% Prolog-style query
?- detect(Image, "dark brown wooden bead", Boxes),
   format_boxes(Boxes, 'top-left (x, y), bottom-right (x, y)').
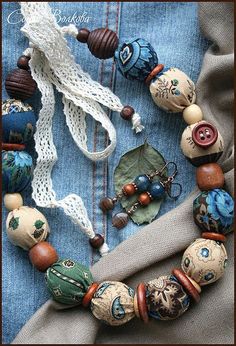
top-left (2, 143), bottom-right (25, 151)
top-left (76, 28), bottom-right (90, 43)
top-left (89, 234), bottom-right (104, 249)
top-left (201, 232), bottom-right (226, 242)
top-left (29, 241), bottom-right (58, 272)
top-left (82, 282), bottom-right (99, 307)
top-left (17, 55), bottom-right (30, 70)
top-left (138, 192), bottom-right (152, 206)
top-left (136, 283), bottom-right (149, 323)
top-left (99, 197), bottom-right (114, 212)
top-left (5, 68), bottom-right (37, 100)
top-left (85, 28), bottom-right (119, 59)
top-left (172, 268), bottom-right (200, 303)
top-left (120, 106), bottom-right (135, 120)
top-left (122, 183), bottom-right (136, 196)
top-left (196, 163), bottom-right (224, 190)
top-left (112, 212), bottom-right (129, 229)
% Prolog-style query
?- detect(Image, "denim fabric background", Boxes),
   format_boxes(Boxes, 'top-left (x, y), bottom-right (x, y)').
top-left (2, 2), bottom-right (209, 344)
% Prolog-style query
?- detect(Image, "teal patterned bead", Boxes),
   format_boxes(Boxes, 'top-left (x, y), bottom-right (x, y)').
top-left (2, 150), bottom-right (33, 193)
top-left (45, 259), bottom-right (93, 305)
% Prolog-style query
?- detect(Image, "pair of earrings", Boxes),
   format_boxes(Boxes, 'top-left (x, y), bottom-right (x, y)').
top-left (99, 162), bottom-right (182, 229)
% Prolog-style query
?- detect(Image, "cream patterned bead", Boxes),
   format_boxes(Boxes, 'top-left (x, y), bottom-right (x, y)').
top-left (181, 238), bottom-right (227, 286)
top-left (6, 206), bottom-right (50, 250)
top-left (90, 281), bottom-right (135, 326)
top-left (149, 67), bottom-right (196, 112)
top-left (183, 104), bottom-right (203, 124)
top-left (4, 193), bottom-right (23, 211)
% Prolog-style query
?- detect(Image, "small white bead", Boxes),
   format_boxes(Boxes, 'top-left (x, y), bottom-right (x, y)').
top-left (4, 193), bottom-right (23, 211)
top-left (183, 104), bottom-right (203, 124)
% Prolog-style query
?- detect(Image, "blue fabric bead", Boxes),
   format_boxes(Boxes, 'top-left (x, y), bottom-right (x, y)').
top-left (148, 182), bottom-right (165, 199)
top-left (133, 174), bottom-right (151, 192)
top-left (2, 150), bottom-right (33, 193)
top-left (114, 38), bottom-right (158, 81)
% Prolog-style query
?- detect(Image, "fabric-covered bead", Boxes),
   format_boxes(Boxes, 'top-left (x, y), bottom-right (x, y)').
top-left (148, 182), bottom-right (165, 199)
top-left (46, 259), bottom-right (93, 305)
top-left (180, 121), bottom-right (224, 166)
top-left (196, 163), bottom-right (224, 190)
top-left (4, 193), bottom-right (23, 211)
top-left (90, 281), bottom-right (135, 326)
top-left (193, 189), bottom-right (234, 234)
top-left (5, 68), bottom-right (37, 100)
top-left (183, 104), bottom-right (203, 124)
top-left (146, 275), bottom-right (190, 320)
top-left (181, 238), bottom-right (227, 286)
top-left (6, 206), bottom-right (50, 250)
top-left (114, 38), bottom-right (158, 81)
top-left (2, 150), bottom-right (33, 193)
top-left (134, 174), bottom-right (151, 192)
top-left (29, 241), bottom-right (58, 272)
top-left (149, 67), bottom-right (196, 112)
top-left (2, 99), bottom-right (36, 144)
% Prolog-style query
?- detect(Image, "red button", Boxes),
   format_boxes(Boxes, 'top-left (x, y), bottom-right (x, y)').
top-left (192, 121), bottom-right (218, 149)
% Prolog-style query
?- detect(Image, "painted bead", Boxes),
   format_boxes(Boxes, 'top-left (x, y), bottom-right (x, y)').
top-left (2, 99), bottom-right (36, 144)
top-left (149, 68), bottom-right (196, 112)
top-left (181, 238), bottom-right (227, 286)
top-left (4, 193), bottom-right (23, 211)
top-left (29, 241), bottom-right (58, 272)
top-left (89, 234), bottom-right (104, 249)
top-left (183, 104), bottom-right (203, 125)
top-left (196, 163), bottom-right (224, 190)
top-left (180, 121), bottom-right (224, 167)
top-left (114, 38), bottom-right (158, 81)
top-left (90, 281), bottom-right (135, 326)
top-left (2, 150), bottom-right (33, 193)
top-left (146, 275), bottom-right (190, 320)
top-left (148, 181), bottom-right (165, 199)
top-left (134, 174), bottom-right (151, 192)
top-left (6, 206), bottom-right (50, 250)
top-left (46, 259), bottom-right (93, 305)
top-left (122, 183), bottom-right (136, 196)
top-left (5, 68), bottom-right (37, 100)
top-left (193, 189), bottom-right (234, 234)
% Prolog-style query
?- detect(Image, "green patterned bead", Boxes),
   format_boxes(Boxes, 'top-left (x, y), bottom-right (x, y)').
top-left (45, 259), bottom-right (93, 305)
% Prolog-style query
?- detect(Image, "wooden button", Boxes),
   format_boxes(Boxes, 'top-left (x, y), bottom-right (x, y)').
top-left (145, 64), bottom-right (164, 85)
top-left (137, 283), bottom-right (149, 323)
top-left (89, 234), bottom-right (104, 249)
top-left (196, 163), bottom-right (224, 190)
top-left (2, 143), bottom-right (26, 151)
top-left (201, 232), bottom-right (226, 242)
top-left (82, 283), bottom-right (99, 307)
top-left (192, 122), bottom-right (218, 149)
top-left (172, 268), bottom-right (200, 303)
top-left (29, 241), bottom-right (58, 272)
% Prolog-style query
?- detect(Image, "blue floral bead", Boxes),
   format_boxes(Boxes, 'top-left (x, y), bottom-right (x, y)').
top-left (133, 174), bottom-right (151, 192)
top-left (2, 150), bottom-right (33, 193)
top-left (148, 182), bottom-right (165, 199)
top-left (193, 189), bottom-right (234, 234)
top-left (114, 38), bottom-right (158, 81)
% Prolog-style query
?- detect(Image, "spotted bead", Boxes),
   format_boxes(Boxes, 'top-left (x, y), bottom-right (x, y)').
top-left (133, 174), bottom-right (151, 192)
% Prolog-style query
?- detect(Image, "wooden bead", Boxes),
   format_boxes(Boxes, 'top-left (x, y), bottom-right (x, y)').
top-left (4, 193), bottom-right (23, 211)
top-left (82, 283), bottom-right (99, 307)
top-left (122, 183), bottom-right (136, 196)
top-left (133, 293), bottom-right (140, 318)
top-left (29, 241), bottom-right (58, 272)
top-left (196, 163), bottom-right (224, 190)
top-left (5, 68), bottom-right (37, 100)
top-left (112, 212), bottom-right (129, 229)
top-left (172, 268), bottom-right (200, 303)
top-left (2, 143), bottom-right (26, 151)
top-left (99, 197), bottom-right (114, 212)
top-left (136, 283), bottom-right (149, 323)
top-left (17, 55), bottom-right (30, 70)
top-left (201, 232), bottom-right (226, 242)
top-left (76, 28), bottom-right (90, 43)
top-left (185, 275), bottom-right (201, 293)
top-left (138, 192), bottom-right (152, 206)
top-left (145, 64), bottom-right (164, 85)
top-left (183, 104), bottom-right (203, 125)
top-left (89, 234), bottom-right (104, 249)
top-left (120, 106), bottom-right (134, 120)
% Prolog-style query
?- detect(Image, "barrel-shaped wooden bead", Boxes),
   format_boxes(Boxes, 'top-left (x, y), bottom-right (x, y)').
top-left (5, 68), bottom-right (37, 100)
top-left (29, 241), bottom-right (58, 272)
top-left (99, 197), bottom-right (114, 212)
top-left (196, 163), bottom-right (224, 190)
top-left (112, 212), bottom-right (129, 229)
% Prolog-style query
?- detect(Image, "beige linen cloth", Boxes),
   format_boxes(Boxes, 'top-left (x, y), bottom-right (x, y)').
top-left (13, 2), bottom-right (234, 344)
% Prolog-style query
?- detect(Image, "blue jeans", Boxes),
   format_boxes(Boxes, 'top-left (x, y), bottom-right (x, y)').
top-left (2, 2), bottom-right (209, 343)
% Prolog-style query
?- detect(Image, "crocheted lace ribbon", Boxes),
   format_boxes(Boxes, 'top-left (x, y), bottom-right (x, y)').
top-left (19, 2), bottom-right (143, 255)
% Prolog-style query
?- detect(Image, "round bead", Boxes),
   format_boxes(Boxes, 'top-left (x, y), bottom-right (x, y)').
top-left (180, 121), bottom-right (224, 166)
top-left (148, 181), bottom-right (165, 199)
top-left (46, 259), bottom-right (93, 305)
top-left (122, 183), bottom-right (136, 196)
top-left (120, 106), bottom-right (134, 120)
top-left (6, 206), bottom-right (50, 250)
top-left (138, 192), bottom-right (152, 206)
top-left (4, 193), bottom-right (23, 211)
top-left (89, 234), bottom-right (104, 249)
top-left (192, 122), bottom-right (218, 149)
top-left (133, 174), bottom-right (151, 192)
top-left (99, 197), bottom-right (114, 212)
top-left (2, 143), bottom-right (26, 151)
top-left (17, 55), bottom-right (30, 70)
top-left (5, 68), bottom-right (37, 100)
top-left (172, 269), bottom-right (200, 303)
top-left (193, 189), bottom-right (234, 234)
top-left (76, 28), bottom-right (90, 43)
top-left (2, 150), bottom-right (33, 193)
top-left (136, 283), bottom-right (149, 323)
top-left (82, 283), bottom-right (99, 308)
top-left (85, 28), bottom-right (119, 59)
top-left (90, 281), bottom-right (135, 326)
top-left (146, 275), bottom-right (190, 320)
top-left (149, 67), bottom-right (196, 112)
top-left (181, 238), bottom-right (228, 286)
top-left (201, 232), bottom-right (226, 243)
top-left (2, 99), bottom-right (36, 144)
top-left (196, 163), bottom-right (224, 190)
top-left (114, 38), bottom-right (158, 81)
top-left (112, 212), bottom-right (129, 229)
top-left (183, 104), bottom-right (203, 125)
top-left (29, 241), bottom-right (58, 272)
